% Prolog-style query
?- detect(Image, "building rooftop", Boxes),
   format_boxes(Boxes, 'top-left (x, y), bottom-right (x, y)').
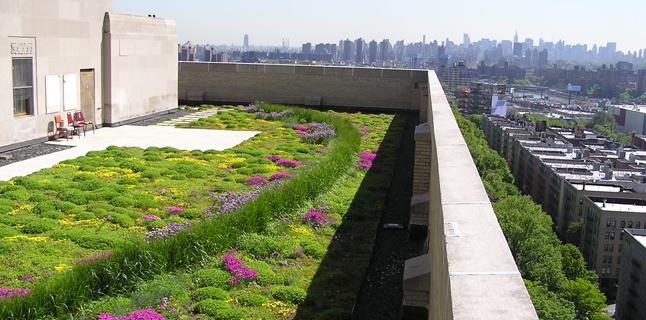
top-left (595, 202), bottom-right (646, 213)
top-left (611, 105), bottom-right (646, 114)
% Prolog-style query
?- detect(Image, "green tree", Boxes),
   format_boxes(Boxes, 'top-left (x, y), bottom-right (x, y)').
top-left (586, 84), bottom-right (601, 98)
top-left (588, 112), bottom-right (616, 130)
top-left (560, 244), bottom-right (597, 283)
top-left (526, 280), bottom-right (577, 320)
top-left (560, 278), bottom-right (609, 320)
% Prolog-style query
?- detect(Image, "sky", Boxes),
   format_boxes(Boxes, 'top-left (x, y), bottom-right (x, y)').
top-left (113, 0), bottom-right (645, 52)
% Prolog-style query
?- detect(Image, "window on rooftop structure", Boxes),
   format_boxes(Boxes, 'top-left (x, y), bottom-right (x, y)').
top-left (636, 221), bottom-right (641, 229)
top-left (605, 232), bottom-right (610, 240)
top-left (628, 221), bottom-right (633, 228)
top-left (604, 244), bottom-right (609, 251)
top-left (621, 221), bottom-right (626, 228)
top-left (607, 219), bottom-right (612, 227)
top-left (612, 220), bottom-right (616, 228)
top-left (620, 232), bottom-right (624, 240)
top-left (611, 232), bottom-right (615, 240)
top-left (12, 57), bottom-right (34, 116)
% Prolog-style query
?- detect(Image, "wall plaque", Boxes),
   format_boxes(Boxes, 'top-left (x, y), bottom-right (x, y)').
top-left (10, 42), bottom-right (34, 56)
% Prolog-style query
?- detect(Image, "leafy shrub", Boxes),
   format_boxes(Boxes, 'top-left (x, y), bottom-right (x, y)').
top-left (270, 285), bottom-right (306, 304)
top-left (50, 229), bottom-right (124, 249)
top-left (194, 286), bottom-right (229, 301)
top-left (195, 299), bottom-right (245, 320)
top-left (59, 189), bottom-right (88, 205)
top-left (2, 189), bottom-right (30, 201)
top-left (235, 291), bottom-right (268, 307)
top-left (300, 239), bottom-right (326, 259)
top-left (238, 233), bottom-right (294, 258)
top-left (242, 258), bottom-right (277, 285)
top-left (111, 196), bottom-right (135, 207)
top-left (194, 268), bottom-right (231, 289)
top-left (18, 218), bottom-right (57, 234)
top-left (0, 224), bottom-right (19, 237)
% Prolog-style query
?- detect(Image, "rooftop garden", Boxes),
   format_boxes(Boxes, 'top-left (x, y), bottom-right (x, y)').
top-left (0, 103), bottom-right (406, 319)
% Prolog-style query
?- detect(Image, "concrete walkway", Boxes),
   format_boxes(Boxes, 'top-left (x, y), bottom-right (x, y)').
top-left (0, 110), bottom-right (258, 181)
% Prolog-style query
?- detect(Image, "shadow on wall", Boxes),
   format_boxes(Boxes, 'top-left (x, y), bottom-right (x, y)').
top-left (294, 113), bottom-right (421, 320)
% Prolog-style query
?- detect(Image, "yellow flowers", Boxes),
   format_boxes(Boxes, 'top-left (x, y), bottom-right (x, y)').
top-left (167, 156), bottom-right (208, 165)
top-left (58, 219), bottom-right (102, 227)
top-left (54, 163), bottom-right (80, 170)
top-left (4, 235), bottom-right (48, 242)
top-left (38, 179), bottom-right (51, 184)
top-left (262, 300), bottom-right (295, 316)
top-left (53, 263), bottom-right (70, 272)
top-left (290, 225), bottom-right (312, 237)
top-left (17, 204), bottom-right (33, 211)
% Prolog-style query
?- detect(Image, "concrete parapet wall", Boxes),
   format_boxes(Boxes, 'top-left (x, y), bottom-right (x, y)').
top-left (424, 71), bottom-right (538, 319)
top-left (178, 62), bottom-right (425, 110)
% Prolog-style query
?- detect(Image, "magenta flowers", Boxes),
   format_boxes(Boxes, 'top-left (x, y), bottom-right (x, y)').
top-left (246, 176), bottom-right (269, 186)
top-left (76, 251), bottom-right (112, 265)
top-left (291, 124), bottom-right (307, 131)
top-left (167, 206), bottom-right (184, 214)
top-left (269, 172), bottom-right (290, 181)
top-left (302, 208), bottom-right (328, 226)
top-left (0, 288), bottom-right (30, 300)
top-left (222, 251), bottom-right (257, 285)
top-left (265, 154), bottom-right (300, 168)
top-left (97, 308), bottom-right (164, 320)
top-left (358, 151), bottom-right (377, 170)
top-left (142, 214), bottom-right (160, 221)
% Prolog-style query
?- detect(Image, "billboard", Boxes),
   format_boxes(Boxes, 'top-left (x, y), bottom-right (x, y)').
top-left (567, 84), bottom-right (582, 92)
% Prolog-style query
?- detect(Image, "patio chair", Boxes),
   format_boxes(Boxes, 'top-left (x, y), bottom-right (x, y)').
top-left (54, 115), bottom-right (72, 140)
top-left (74, 111), bottom-right (95, 134)
top-left (66, 112), bottom-right (85, 137)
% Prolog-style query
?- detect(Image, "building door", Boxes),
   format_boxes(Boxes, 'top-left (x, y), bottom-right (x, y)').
top-left (80, 69), bottom-right (95, 124)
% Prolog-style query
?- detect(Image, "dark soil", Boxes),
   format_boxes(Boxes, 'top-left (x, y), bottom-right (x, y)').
top-left (352, 114), bottom-right (425, 320)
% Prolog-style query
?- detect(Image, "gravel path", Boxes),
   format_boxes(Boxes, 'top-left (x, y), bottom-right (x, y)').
top-left (0, 144), bottom-right (72, 168)
top-left (352, 114), bottom-right (425, 320)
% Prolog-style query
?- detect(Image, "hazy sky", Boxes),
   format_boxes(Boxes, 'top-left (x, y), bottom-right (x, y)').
top-left (113, 0), bottom-right (645, 52)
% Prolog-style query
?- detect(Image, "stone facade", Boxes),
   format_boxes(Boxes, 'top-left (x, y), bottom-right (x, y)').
top-left (0, 0), bottom-right (178, 150)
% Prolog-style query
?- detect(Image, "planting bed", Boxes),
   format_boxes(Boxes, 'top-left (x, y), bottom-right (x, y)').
top-left (0, 103), bottom-right (406, 319)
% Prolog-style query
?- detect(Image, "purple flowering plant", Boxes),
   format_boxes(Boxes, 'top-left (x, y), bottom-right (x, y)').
top-left (246, 176), bottom-right (268, 187)
top-left (222, 251), bottom-right (257, 285)
top-left (0, 288), bottom-right (30, 300)
top-left (302, 208), bottom-right (329, 227)
top-left (97, 308), bottom-right (164, 320)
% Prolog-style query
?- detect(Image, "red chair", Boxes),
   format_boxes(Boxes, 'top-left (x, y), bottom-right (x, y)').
top-left (54, 115), bottom-right (72, 140)
top-left (74, 111), bottom-right (95, 134)
top-left (66, 112), bottom-right (85, 137)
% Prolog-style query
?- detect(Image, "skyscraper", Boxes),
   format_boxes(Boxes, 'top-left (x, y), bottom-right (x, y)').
top-left (243, 34), bottom-right (249, 52)
top-left (342, 39), bottom-right (353, 62)
top-left (463, 33), bottom-right (470, 47)
top-left (513, 30), bottom-right (518, 44)
top-left (302, 42), bottom-right (312, 55)
top-left (355, 38), bottom-right (364, 64)
top-left (368, 40), bottom-right (378, 63)
top-left (378, 39), bottom-right (391, 62)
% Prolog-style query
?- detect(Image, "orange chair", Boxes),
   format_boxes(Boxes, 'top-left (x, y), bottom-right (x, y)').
top-left (66, 112), bottom-right (85, 137)
top-left (54, 115), bottom-right (72, 140)
top-left (74, 111), bottom-right (95, 134)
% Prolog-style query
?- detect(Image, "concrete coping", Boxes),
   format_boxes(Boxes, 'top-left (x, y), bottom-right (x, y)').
top-left (414, 122), bottom-right (432, 142)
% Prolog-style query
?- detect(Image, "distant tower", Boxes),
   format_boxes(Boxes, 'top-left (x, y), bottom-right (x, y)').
top-left (243, 34), bottom-right (249, 52)
top-left (463, 33), bottom-right (470, 47)
top-left (423, 34), bottom-right (426, 45)
top-left (513, 30), bottom-right (518, 43)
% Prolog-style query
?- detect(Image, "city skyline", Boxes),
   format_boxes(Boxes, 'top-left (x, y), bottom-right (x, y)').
top-left (114, 0), bottom-right (645, 52)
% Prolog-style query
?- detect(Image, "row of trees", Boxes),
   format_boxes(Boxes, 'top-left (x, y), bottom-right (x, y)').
top-left (455, 111), bottom-right (610, 320)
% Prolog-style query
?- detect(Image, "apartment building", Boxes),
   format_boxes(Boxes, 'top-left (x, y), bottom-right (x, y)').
top-left (482, 115), bottom-right (646, 296)
top-left (616, 228), bottom-right (646, 320)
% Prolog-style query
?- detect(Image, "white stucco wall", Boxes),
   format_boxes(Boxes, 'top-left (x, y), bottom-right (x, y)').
top-left (102, 13), bottom-right (177, 126)
top-left (0, 0), bottom-right (111, 149)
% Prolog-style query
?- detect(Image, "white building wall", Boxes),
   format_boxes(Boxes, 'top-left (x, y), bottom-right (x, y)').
top-left (102, 13), bottom-right (177, 126)
top-left (0, 0), bottom-right (111, 149)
